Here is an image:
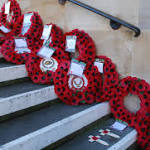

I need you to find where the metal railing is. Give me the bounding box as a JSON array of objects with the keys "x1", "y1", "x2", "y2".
[{"x1": 58, "y1": 0, "x2": 141, "y2": 37}]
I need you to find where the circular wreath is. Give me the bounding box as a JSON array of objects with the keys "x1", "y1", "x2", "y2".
[
  {"x1": 110, "y1": 76, "x2": 150, "y2": 127},
  {"x1": 63, "y1": 29, "x2": 96, "y2": 65},
  {"x1": 110, "y1": 76, "x2": 150, "y2": 145},
  {"x1": 1, "y1": 36, "x2": 34, "y2": 64},
  {"x1": 25, "y1": 23, "x2": 70, "y2": 84},
  {"x1": 94, "y1": 55, "x2": 119, "y2": 102},
  {"x1": 0, "y1": 0, "x2": 21, "y2": 35},
  {"x1": 11, "y1": 12, "x2": 43, "y2": 40},
  {"x1": 54, "y1": 60, "x2": 99, "y2": 105}
]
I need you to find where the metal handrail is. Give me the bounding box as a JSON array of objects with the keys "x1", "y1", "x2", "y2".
[{"x1": 58, "y1": 0, "x2": 141, "y2": 37}]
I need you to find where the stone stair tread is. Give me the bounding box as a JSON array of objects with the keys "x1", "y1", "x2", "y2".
[
  {"x1": 0, "y1": 102, "x2": 95, "y2": 146},
  {"x1": 0, "y1": 80, "x2": 48, "y2": 98},
  {"x1": 0, "y1": 61, "x2": 27, "y2": 82},
  {"x1": 56, "y1": 117, "x2": 137, "y2": 150}
]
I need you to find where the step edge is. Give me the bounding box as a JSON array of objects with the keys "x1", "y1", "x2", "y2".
[
  {"x1": 0, "y1": 102, "x2": 110, "y2": 150},
  {"x1": 0, "y1": 64, "x2": 27, "y2": 82},
  {"x1": 0, "y1": 86, "x2": 57, "y2": 116},
  {"x1": 108, "y1": 129, "x2": 137, "y2": 150}
]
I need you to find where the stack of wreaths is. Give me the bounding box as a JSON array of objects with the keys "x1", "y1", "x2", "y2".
[{"x1": 0, "y1": 0, "x2": 149, "y2": 149}]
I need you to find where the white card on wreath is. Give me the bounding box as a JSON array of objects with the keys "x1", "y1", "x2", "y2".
[
  {"x1": 69, "y1": 59, "x2": 86, "y2": 77},
  {"x1": 41, "y1": 25, "x2": 52, "y2": 40},
  {"x1": 21, "y1": 25, "x2": 31, "y2": 35},
  {"x1": 0, "y1": 25, "x2": 11, "y2": 33},
  {"x1": 15, "y1": 39, "x2": 28, "y2": 48},
  {"x1": 94, "y1": 61, "x2": 104, "y2": 73},
  {"x1": 15, "y1": 48, "x2": 31, "y2": 54},
  {"x1": 66, "y1": 36, "x2": 77, "y2": 53},
  {"x1": 5, "y1": 1, "x2": 11, "y2": 15},
  {"x1": 38, "y1": 46, "x2": 56, "y2": 59},
  {"x1": 23, "y1": 13, "x2": 33, "y2": 25},
  {"x1": 111, "y1": 121, "x2": 127, "y2": 131}
]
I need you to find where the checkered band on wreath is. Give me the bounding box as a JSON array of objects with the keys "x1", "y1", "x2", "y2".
[
  {"x1": 54, "y1": 60, "x2": 101, "y2": 105},
  {"x1": 11, "y1": 12, "x2": 43, "y2": 40},
  {"x1": 63, "y1": 29, "x2": 96, "y2": 65},
  {"x1": 0, "y1": 0, "x2": 21, "y2": 35},
  {"x1": 109, "y1": 76, "x2": 150, "y2": 150},
  {"x1": 94, "y1": 55, "x2": 119, "y2": 102},
  {"x1": 1, "y1": 36, "x2": 33, "y2": 64},
  {"x1": 25, "y1": 23, "x2": 70, "y2": 84}
]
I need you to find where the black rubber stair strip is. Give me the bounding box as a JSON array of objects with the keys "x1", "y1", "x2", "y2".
[
  {"x1": 0, "y1": 80, "x2": 49, "y2": 98},
  {"x1": 0, "y1": 101, "x2": 95, "y2": 146},
  {"x1": 54, "y1": 117, "x2": 136, "y2": 150}
]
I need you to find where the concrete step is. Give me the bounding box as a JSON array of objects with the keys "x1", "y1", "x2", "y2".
[
  {"x1": 54, "y1": 117, "x2": 137, "y2": 150},
  {"x1": 0, "y1": 60, "x2": 27, "y2": 82},
  {"x1": 0, "y1": 80, "x2": 57, "y2": 117},
  {"x1": 0, "y1": 102, "x2": 110, "y2": 150}
]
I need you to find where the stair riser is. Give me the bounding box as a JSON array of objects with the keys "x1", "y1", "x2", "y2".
[
  {"x1": 0, "y1": 86, "x2": 57, "y2": 116},
  {"x1": 0, "y1": 65, "x2": 27, "y2": 82},
  {"x1": 0, "y1": 102, "x2": 110, "y2": 150}
]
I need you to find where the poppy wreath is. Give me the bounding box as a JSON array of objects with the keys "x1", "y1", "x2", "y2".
[
  {"x1": 109, "y1": 76, "x2": 150, "y2": 149},
  {"x1": 94, "y1": 55, "x2": 119, "y2": 102},
  {"x1": 1, "y1": 36, "x2": 34, "y2": 64},
  {"x1": 54, "y1": 60, "x2": 99, "y2": 105},
  {"x1": 0, "y1": 0, "x2": 21, "y2": 35},
  {"x1": 110, "y1": 76, "x2": 150, "y2": 126},
  {"x1": 11, "y1": 12, "x2": 43, "y2": 41},
  {"x1": 63, "y1": 29, "x2": 96, "y2": 65},
  {"x1": 25, "y1": 23, "x2": 69, "y2": 84}
]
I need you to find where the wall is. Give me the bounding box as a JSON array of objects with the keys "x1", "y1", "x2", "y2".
[{"x1": 1, "y1": 0, "x2": 150, "y2": 112}]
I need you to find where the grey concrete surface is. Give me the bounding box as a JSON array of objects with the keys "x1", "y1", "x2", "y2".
[
  {"x1": 0, "y1": 81, "x2": 48, "y2": 98},
  {"x1": 56, "y1": 118, "x2": 135, "y2": 150},
  {"x1": 0, "y1": 102, "x2": 95, "y2": 146}
]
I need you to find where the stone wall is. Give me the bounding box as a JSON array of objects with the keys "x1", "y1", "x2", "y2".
[{"x1": 1, "y1": 0, "x2": 150, "y2": 112}]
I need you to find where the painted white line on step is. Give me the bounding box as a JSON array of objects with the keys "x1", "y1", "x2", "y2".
[
  {"x1": 0, "y1": 102, "x2": 110, "y2": 150},
  {"x1": 108, "y1": 129, "x2": 137, "y2": 150},
  {"x1": 0, "y1": 65, "x2": 27, "y2": 82},
  {"x1": 0, "y1": 86, "x2": 57, "y2": 116}
]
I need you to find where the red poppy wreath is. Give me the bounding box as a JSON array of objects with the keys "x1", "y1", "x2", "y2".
[
  {"x1": 110, "y1": 76, "x2": 150, "y2": 127},
  {"x1": 54, "y1": 60, "x2": 100, "y2": 105},
  {"x1": 11, "y1": 12, "x2": 43, "y2": 40},
  {"x1": 63, "y1": 29, "x2": 96, "y2": 65},
  {"x1": 93, "y1": 55, "x2": 119, "y2": 102},
  {"x1": 25, "y1": 24, "x2": 70, "y2": 84},
  {"x1": 1, "y1": 36, "x2": 34, "y2": 64},
  {"x1": 109, "y1": 76, "x2": 150, "y2": 149},
  {"x1": 0, "y1": 0, "x2": 21, "y2": 36}
]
